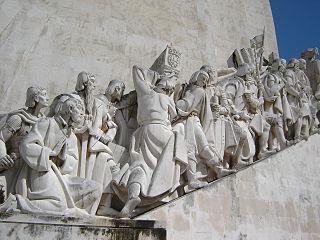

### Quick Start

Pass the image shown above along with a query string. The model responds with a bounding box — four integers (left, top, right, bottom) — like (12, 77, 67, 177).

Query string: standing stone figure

(262, 58, 291, 150)
(284, 59, 308, 142)
(300, 48, 320, 99)
(73, 72, 119, 216)
(200, 65, 247, 169)
(1, 97, 102, 216)
(113, 65, 188, 218)
(97, 80, 138, 149)
(236, 63, 272, 159)
(0, 87, 49, 202)
(175, 70, 235, 189)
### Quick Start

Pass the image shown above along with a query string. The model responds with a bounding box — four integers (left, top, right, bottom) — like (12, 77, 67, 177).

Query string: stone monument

(1, 1, 319, 240)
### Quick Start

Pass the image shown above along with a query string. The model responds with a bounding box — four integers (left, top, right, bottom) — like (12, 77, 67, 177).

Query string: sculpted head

(287, 58, 300, 71)
(75, 71, 95, 115)
(200, 65, 218, 84)
(279, 59, 287, 72)
(154, 73, 177, 96)
(299, 59, 307, 71)
(75, 71, 96, 92)
(189, 70, 210, 88)
(105, 79, 125, 103)
(55, 97, 85, 128)
(25, 87, 49, 109)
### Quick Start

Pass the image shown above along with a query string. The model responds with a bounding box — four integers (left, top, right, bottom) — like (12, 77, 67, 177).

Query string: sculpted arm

(284, 72, 299, 97)
(217, 68, 237, 81)
(19, 119, 52, 172)
(0, 115, 22, 171)
(176, 88, 202, 116)
(132, 65, 159, 96)
(59, 133, 79, 175)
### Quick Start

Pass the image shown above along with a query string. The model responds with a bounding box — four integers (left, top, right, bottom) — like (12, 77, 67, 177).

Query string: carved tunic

(15, 117, 102, 215)
(113, 65, 187, 201)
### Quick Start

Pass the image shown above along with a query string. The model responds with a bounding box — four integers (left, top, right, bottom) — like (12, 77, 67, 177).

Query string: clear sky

(270, 0, 320, 60)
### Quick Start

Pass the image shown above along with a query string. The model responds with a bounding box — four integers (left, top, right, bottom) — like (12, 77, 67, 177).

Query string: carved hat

(150, 45, 182, 78)
(229, 49, 254, 77)
(300, 48, 319, 60)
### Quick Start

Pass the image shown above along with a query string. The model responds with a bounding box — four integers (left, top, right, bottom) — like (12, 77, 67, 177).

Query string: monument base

(138, 134, 320, 240)
(0, 212, 166, 240)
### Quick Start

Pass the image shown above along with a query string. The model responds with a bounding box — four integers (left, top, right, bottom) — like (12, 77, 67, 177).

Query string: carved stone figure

(97, 80, 138, 149)
(217, 75, 256, 165)
(175, 69, 235, 189)
(200, 65, 248, 169)
(298, 59, 320, 134)
(113, 91, 138, 149)
(300, 48, 320, 99)
(0, 87, 49, 202)
(284, 59, 309, 142)
(262, 58, 291, 151)
(236, 63, 273, 159)
(73, 72, 119, 216)
(230, 47, 273, 159)
(112, 65, 188, 218)
(0, 97, 102, 216)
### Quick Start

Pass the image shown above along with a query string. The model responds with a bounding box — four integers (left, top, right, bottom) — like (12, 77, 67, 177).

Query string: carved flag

(250, 29, 265, 49)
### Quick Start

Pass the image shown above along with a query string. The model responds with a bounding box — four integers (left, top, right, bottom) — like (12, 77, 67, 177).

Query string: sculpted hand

(232, 115, 240, 121)
(58, 142, 68, 161)
(241, 113, 252, 122)
(85, 114, 93, 122)
(219, 107, 229, 116)
(244, 92, 252, 100)
(0, 154, 15, 169)
(211, 104, 220, 112)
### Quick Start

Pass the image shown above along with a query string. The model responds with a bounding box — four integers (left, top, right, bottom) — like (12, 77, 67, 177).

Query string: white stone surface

(0, 212, 166, 240)
(0, 0, 277, 112)
(137, 134, 320, 240)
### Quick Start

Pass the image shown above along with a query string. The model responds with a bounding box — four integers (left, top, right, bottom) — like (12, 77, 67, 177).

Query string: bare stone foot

(257, 149, 276, 159)
(216, 166, 236, 178)
(189, 180, 208, 190)
(0, 194, 18, 213)
(119, 197, 141, 219)
(234, 160, 251, 170)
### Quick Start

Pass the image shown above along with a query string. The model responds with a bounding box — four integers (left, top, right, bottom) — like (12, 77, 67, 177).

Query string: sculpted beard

(85, 85, 94, 115)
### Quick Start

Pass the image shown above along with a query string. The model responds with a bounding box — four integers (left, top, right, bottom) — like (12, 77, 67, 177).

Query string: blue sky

(270, 0, 320, 60)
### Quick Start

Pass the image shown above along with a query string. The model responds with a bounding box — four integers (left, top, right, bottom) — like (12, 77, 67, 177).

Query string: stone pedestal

(138, 134, 320, 240)
(0, 212, 166, 240)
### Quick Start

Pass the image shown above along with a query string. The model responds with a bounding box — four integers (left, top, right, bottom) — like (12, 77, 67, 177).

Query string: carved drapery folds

(0, 42, 319, 219)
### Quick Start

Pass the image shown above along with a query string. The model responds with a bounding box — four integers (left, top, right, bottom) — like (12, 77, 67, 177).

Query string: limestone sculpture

(1, 97, 102, 216)
(0, 87, 49, 200)
(0, 41, 319, 220)
(112, 65, 188, 218)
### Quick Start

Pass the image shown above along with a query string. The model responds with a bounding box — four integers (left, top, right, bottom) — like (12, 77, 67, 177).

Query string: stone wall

(0, 212, 166, 240)
(0, 0, 277, 112)
(137, 134, 320, 240)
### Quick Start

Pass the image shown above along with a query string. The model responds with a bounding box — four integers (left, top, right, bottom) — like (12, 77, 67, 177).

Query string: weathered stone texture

(0, 0, 277, 112)
(138, 134, 320, 240)
(0, 213, 166, 240)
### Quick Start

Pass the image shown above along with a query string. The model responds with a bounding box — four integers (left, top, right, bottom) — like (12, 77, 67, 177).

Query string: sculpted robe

(284, 68, 301, 123)
(11, 117, 102, 215)
(113, 65, 187, 203)
(0, 109, 40, 201)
